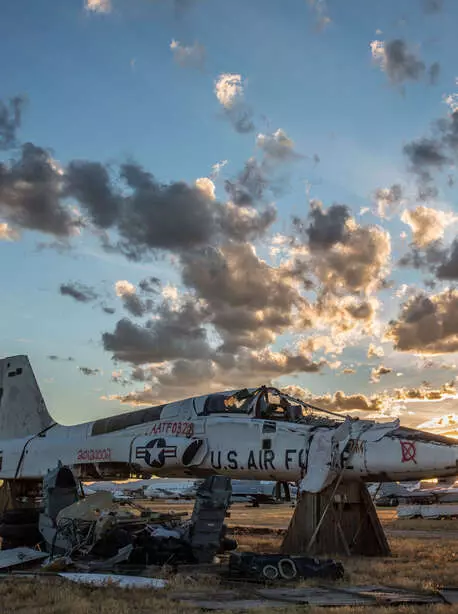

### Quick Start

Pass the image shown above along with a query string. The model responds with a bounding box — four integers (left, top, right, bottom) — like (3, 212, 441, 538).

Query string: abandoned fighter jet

(1, 355, 458, 500)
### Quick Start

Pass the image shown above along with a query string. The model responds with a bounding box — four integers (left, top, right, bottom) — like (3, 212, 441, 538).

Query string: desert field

(1, 502, 458, 613)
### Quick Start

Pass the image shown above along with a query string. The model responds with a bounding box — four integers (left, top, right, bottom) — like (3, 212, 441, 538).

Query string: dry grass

(2, 503, 458, 613)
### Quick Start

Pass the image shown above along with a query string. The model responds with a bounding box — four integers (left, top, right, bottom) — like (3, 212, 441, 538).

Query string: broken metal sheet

(299, 431, 338, 493)
(56, 491, 115, 523)
(256, 587, 375, 606)
(73, 545, 134, 572)
(0, 547, 48, 570)
(57, 572, 167, 589)
(438, 588, 458, 604)
(256, 585, 443, 606)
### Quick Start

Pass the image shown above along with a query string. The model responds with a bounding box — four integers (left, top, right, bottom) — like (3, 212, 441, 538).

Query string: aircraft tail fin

(0, 355, 55, 439)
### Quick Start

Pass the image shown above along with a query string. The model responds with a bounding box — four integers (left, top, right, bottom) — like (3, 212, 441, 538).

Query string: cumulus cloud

(401, 206, 457, 247)
(342, 367, 356, 374)
(214, 73, 245, 108)
(170, 40, 205, 69)
(195, 177, 216, 200)
(371, 364, 393, 383)
(79, 366, 101, 376)
(386, 289, 458, 354)
(370, 38, 427, 85)
(368, 343, 384, 358)
(299, 206, 391, 295)
(214, 73, 255, 133)
(102, 300, 211, 365)
(115, 280, 153, 317)
(256, 129, 302, 163)
(105, 348, 325, 406)
(66, 160, 275, 260)
(0, 143, 80, 238)
(282, 385, 386, 414)
(138, 277, 161, 294)
(224, 158, 268, 207)
(373, 184, 404, 219)
(180, 242, 311, 352)
(59, 282, 98, 303)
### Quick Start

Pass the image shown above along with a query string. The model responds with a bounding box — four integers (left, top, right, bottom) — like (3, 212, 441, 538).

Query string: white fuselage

(1, 404, 457, 486)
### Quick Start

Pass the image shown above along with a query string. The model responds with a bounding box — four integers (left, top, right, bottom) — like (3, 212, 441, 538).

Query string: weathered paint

(1, 355, 458, 492)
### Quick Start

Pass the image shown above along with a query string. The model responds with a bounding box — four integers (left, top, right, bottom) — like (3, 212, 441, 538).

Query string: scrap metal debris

(228, 552, 344, 582)
(0, 547, 47, 570)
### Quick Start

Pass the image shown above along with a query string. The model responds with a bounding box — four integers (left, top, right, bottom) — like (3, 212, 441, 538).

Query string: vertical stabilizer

(0, 355, 55, 439)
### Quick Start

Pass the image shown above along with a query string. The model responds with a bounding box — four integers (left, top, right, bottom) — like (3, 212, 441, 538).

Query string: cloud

(342, 367, 356, 374)
(79, 366, 101, 376)
(370, 39, 437, 86)
(138, 277, 161, 294)
(368, 343, 384, 358)
(115, 280, 153, 317)
(65, 161, 120, 229)
(85, 0, 111, 12)
(282, 385, 386, 414)
(59, 282, 99, 303)
(403, 138, 450, 184)
(102, 300, 211, 365)
(0, 96, 24, 150)
(106, 348, 326, 406)
(214, 74, 256, 133)
(0, 223, 19, 241)
(224, 158, 268, 206)
(66, 160, 274, 260)
(256, 129, 302, 162)
(295, 201, 350, 250)
(195, 177, 216, 200)
(401, 206, 457, 247)
(214, 73, 245, 108)
(170, 40, 205, 69)
(309, 218, 391, 295)
(373, 184, 404, 219)
(0, 143, 80, 238)
(371, 364, 393, 383)
(48, 355, 74, 362)
(180, 242, 311, 352)
(386, 289, 458, 354)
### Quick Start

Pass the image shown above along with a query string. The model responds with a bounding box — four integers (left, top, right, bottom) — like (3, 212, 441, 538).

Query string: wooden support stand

(280, 480, 391, 557)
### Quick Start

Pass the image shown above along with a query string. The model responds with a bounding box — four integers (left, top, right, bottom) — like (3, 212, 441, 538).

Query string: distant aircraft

(144, 479, 202, 500)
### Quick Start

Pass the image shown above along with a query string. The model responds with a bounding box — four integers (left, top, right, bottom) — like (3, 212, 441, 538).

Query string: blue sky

(2, 0, 458, 430)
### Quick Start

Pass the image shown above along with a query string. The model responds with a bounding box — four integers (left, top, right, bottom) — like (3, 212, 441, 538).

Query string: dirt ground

(1, 502, 458, 613)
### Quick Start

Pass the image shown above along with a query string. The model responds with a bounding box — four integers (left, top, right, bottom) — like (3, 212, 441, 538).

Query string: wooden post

(280, 480, 391, 557)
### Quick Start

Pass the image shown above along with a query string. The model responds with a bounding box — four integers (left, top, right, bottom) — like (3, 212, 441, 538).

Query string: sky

(3, 0, 458, 433)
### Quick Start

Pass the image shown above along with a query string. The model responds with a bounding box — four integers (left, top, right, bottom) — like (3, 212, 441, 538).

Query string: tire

(278, 558, 297, 580)
(261, 564, 279, 580)
(0, 509, 40, 525)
